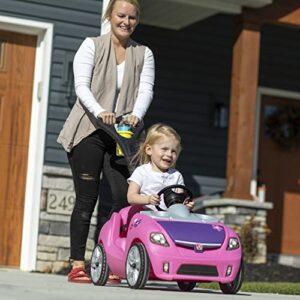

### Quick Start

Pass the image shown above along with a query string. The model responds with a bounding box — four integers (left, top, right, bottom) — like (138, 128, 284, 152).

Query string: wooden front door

(0, 30, 36, 266)
(258, 95, 300, 255)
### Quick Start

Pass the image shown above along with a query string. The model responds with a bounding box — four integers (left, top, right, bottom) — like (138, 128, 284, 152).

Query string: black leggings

(68, 129, 130, 260)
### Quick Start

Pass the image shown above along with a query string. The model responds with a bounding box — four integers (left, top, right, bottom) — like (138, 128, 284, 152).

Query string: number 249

(48, 193, 75, 211)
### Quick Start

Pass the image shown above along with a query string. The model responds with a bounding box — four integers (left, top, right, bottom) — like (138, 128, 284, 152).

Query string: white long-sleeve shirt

(73, 37, 155, 119)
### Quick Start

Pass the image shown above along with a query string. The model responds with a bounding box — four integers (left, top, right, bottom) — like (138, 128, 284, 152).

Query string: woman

(57, 0, 155, 283)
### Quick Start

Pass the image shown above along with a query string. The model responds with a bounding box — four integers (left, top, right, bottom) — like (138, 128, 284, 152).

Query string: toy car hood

(157, 220, 225, 249)
(141, 204, 225, 250)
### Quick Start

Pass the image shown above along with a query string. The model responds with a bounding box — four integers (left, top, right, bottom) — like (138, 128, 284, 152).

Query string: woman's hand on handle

(98, 111, 116, 125)
(125, 114, 140, 127)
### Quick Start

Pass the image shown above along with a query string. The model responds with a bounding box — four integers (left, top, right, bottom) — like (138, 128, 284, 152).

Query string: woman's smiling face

(109, 0, 139, 42)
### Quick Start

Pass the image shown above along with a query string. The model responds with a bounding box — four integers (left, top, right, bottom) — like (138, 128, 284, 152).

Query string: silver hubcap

(90, 245, 103, 282)
(126, 245, 141, 286)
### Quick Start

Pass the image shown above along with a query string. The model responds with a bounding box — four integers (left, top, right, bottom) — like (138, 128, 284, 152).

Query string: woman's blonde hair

(132, 123, 182, 167)
(102, 0, 140, 22)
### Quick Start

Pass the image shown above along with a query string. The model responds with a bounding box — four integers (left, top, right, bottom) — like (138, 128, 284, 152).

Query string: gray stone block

(88, 224, 96, 240)
(40, 189, 48, 211)
(237, 207, 257, 215)
(43, 165, 72, 177)
(39, 220, 50, 234)
(225, 214, 246, 225)
(49, 222, 70, 236)
(37, 245, 57, 253)
(40, 211, 70, 222)
(38, 234, 70, 248)
(37, 252, 57, 261)
(43, 176, 74, 191)
(58, 248, 70, 261)
(219, 206, 237, 214)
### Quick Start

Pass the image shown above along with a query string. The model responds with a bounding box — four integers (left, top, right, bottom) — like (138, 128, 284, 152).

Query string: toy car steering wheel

(156, 184, 193, 210)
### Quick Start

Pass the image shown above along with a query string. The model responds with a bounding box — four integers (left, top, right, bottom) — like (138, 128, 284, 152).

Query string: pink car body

(91, 203, 243, 293)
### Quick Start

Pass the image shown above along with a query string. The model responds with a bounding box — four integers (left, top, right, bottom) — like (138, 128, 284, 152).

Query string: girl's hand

(98, 111, 116, 125)
(184, 200, 194, 210)
(125, 114, 140, 127)
(147, 194, 160, 205)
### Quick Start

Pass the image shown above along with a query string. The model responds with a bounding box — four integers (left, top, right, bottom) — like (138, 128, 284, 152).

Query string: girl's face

(109, 1, 139, 42)
(145, 135, 180, 172)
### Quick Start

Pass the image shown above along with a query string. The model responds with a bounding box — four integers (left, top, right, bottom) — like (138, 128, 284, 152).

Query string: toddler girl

(127, 123, 194, 210)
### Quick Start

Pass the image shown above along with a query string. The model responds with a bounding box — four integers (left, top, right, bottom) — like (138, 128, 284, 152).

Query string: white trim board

(0, 16, 53, 271)
(253, 87, 300, 182)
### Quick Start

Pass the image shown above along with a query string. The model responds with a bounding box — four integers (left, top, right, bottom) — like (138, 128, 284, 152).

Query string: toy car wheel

(90, 244, 109, 285)
(177, 281, 197, 291)
(126, 243, 150, 289)
(219, 260, 244, 294)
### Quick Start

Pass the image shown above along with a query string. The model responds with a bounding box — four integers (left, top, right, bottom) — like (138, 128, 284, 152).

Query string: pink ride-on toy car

(90, 184, 244, 294)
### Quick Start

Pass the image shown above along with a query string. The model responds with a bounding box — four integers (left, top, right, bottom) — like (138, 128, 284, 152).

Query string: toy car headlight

(227, 237, 240, 250)
(150, 233, 169, 247)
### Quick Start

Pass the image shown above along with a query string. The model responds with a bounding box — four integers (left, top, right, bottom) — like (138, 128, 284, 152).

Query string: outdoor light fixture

(213, 102, 228, 128)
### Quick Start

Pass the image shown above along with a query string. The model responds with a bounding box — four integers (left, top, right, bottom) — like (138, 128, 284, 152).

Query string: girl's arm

(127, 181, 160, 205)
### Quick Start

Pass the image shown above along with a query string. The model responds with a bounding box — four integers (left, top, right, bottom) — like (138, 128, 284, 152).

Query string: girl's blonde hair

(132, 123, 182, 167)
(102, 0, 140, 22)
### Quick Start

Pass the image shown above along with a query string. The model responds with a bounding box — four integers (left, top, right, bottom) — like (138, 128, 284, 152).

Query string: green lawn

(198, 282, 300, 295)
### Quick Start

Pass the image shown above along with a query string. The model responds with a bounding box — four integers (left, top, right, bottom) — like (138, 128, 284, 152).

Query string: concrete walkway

(0, 268, 299, 300)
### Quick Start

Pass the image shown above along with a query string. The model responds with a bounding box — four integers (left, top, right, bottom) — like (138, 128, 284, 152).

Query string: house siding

(260, 24, 300, 93)
(133, 15, 235, 193)
(0, 0, 103, 166)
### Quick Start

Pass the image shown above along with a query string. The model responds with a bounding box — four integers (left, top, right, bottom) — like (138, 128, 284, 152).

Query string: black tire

(177, 281, 197, 291)
(90, 244, 109, 285)
(126, 243, 150, 289)
(219, 260, 244, 294)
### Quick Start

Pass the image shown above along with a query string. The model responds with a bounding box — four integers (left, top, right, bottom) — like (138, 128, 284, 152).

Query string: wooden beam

(224, 20, 261, 200)
(278, 8, 300, 25)
(165, 0, 241, 14)
(244, 0, 300, 27)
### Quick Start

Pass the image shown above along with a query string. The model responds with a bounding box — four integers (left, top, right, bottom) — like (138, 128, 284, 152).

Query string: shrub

(232, 216, 271, 263)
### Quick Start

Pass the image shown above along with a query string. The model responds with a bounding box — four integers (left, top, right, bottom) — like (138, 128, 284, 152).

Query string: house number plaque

(46, 189, 75, 215)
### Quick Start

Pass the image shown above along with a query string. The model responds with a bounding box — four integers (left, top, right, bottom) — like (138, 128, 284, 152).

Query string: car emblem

(194, 243, 204, 253)
(130, 218, 142, 230)
(212, 225, 223, 231)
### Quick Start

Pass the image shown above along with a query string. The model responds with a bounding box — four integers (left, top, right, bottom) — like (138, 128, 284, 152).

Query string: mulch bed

(245, 261, 300, 282)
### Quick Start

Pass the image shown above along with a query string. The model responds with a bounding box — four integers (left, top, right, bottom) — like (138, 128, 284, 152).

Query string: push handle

(96, 117, 145, 170)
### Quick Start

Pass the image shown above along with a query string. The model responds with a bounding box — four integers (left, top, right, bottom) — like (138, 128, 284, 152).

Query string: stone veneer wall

(194, 198, 273, 263)
(36, 166, 97, 273)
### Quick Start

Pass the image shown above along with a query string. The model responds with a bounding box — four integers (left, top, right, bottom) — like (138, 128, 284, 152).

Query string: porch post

(224, 17, 261, 200)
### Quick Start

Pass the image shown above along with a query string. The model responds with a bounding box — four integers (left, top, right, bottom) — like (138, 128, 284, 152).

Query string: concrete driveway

(0, 268, 299, 300)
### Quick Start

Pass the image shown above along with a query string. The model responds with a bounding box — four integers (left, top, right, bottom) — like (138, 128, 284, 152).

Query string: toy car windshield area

(90, 184, 244, 294)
